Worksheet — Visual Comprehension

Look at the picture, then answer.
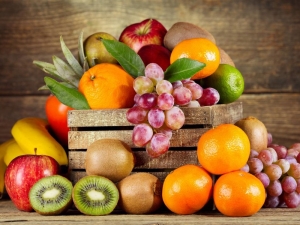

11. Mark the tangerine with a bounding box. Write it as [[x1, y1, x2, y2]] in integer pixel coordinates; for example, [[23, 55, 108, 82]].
[[162, 164, 213, 214], [214, 171, 266, 217], [170, 38, 220, 80], [197, 124, 250, 175], [78, 63, 135, 109]]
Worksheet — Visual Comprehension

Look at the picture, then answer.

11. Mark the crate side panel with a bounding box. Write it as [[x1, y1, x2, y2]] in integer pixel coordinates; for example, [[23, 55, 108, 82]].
[[179, 107, 212, 125], [68, 130, 132, 149], [68, 109, 131, 127], [68, 128, 210, 150], [69, 150, 199, 170], [68, 102, 242, 128], [211, 102, 243, 126]]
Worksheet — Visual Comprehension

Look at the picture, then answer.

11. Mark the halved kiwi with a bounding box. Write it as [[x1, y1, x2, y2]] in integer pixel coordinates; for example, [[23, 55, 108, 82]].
[[29, 175, 73, 215], [72, 175, 119, 216]]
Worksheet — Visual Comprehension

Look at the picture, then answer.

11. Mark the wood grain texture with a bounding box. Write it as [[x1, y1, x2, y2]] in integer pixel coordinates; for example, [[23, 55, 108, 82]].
[[67, 102, 242, 128], [69, 150, 199, 170], [68, 128, 210, 149], [0, 0, 299, 95], [1, 198, 300, 224]]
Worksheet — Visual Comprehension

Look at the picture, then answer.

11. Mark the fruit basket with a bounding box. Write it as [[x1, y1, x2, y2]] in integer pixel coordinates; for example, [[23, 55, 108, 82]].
[[67, 101, 243, 184]]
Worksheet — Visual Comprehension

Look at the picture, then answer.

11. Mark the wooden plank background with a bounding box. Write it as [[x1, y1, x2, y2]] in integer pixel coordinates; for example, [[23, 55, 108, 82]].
[[0, 0, 299, 148]]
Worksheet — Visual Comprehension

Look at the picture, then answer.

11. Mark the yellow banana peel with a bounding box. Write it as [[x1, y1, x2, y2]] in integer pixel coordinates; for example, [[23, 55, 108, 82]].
[[3, 139, 26, 166], [0, 139, 14, 199], [11, 117, 68, 166]]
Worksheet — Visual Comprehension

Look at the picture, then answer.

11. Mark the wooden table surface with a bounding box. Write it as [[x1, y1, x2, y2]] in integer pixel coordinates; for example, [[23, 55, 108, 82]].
[[1, 198, 300, 225]]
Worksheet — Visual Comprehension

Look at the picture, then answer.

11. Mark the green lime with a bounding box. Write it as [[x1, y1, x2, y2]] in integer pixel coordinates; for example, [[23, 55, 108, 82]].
[[201, 64, 244, 104]]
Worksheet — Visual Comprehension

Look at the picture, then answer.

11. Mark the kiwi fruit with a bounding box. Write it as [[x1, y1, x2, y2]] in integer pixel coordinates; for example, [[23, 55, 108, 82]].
[[29, 175, 73, 215], [72, 175, 119, 215], [117, 172, 163, 214], [219, 47, 235, 67], [163, 22, 216, 51], [85, 139, 135, 183], [235, 116, 268, 152]]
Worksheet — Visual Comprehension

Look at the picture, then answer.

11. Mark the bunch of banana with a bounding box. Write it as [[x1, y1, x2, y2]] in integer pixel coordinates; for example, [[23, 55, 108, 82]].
[[11, 117, 68, 166], [0, 117, 69, 198]]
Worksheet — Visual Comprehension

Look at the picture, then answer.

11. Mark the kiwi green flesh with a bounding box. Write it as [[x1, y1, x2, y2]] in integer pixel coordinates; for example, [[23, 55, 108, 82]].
[[29, 175, 73, 215], [72, 175, 119, 216]]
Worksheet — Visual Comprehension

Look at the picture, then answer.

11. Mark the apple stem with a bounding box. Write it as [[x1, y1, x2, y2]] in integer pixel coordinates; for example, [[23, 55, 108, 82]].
[[139, 19, 152, 35], [34, 148, 37, 155]]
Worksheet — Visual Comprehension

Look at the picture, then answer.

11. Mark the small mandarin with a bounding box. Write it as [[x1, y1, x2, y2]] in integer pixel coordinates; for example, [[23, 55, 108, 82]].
[[214, 171, 266, 217], [170, 38, 220, 80], [197, 123, 250, 175], [162, 164, 213, 215], [78, 63, 135, 109]]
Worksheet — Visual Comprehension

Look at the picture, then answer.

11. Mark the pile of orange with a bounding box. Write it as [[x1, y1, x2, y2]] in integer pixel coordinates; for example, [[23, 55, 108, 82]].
[[162, 124, 266, 217]]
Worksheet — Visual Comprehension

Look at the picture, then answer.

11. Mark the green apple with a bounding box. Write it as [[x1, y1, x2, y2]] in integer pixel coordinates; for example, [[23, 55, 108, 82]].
[[84, 32, 118, 67]]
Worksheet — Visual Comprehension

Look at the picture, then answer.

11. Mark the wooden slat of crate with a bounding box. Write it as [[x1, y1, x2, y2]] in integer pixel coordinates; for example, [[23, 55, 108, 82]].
[[67, 102, 243, 128], [68, 128, 210, 149], [69, 150, 199, 170]]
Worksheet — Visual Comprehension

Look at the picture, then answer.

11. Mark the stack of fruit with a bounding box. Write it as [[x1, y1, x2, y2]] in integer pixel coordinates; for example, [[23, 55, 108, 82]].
[[33, 18, 245, 157], [1, 18, 300, 217]]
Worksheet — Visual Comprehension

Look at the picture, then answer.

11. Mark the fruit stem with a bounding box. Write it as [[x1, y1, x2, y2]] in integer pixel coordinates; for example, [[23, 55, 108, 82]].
[[34, 148, 37, 155], [138, 19, 152, 35]]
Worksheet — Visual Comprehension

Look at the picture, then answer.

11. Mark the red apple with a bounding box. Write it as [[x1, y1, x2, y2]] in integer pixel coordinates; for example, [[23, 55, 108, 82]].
[[119, 18, 167, 53], [137, 44, 171, 71], [4, 151, 59, 211]]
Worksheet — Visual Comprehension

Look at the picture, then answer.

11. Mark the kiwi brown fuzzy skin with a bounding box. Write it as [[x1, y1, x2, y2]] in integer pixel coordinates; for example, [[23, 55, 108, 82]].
[[163, 22, 216, 51], [235, 116, 268, 153], [117, 172, 163, 214], [85, 139, 135, 183]]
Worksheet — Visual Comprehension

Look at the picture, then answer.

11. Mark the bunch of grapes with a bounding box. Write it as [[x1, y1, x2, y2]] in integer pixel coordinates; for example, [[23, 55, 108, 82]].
[[242, 135, 300, 208], [126, 63, 220, 158]]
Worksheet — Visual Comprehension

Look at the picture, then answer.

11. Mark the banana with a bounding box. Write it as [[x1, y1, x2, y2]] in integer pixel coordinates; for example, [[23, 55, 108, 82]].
[[11, 117, 68, 166], [0, 139, 14, 199], [3, 139, 26, 166]]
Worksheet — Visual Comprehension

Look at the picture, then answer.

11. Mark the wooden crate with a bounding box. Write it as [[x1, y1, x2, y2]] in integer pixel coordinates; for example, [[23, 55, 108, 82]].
[[67, 102, 243, 184]]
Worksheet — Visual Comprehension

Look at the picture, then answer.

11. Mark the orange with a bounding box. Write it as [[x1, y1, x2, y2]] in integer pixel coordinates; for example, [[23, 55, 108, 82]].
[[170, 38, 220, 80], [162, 164, 213, 215], [197, 124, 250, 175], [214, 171, 266, 217], [78, 63, 135, 109], [201, 64, 244, 104]]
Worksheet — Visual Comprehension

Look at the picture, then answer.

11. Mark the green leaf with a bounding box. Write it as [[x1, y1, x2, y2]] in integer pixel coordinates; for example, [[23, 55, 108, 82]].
[[33, 60, 74, 85], [44, 77, 90, 110], [102, 39, 145, 77], [38, 82, 75, 91], [164, 58, 206, 83], [33, 60, 60, 77], [33, 60, 55, 71], [60, 36, 83, 77], [53, 56, 81, 87], [83, 58, 89, 72], [78, 31, 88, 70]]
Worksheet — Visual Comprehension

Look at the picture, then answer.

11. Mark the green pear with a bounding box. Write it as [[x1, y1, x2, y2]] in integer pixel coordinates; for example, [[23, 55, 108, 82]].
[[84, 32, 118, 67]]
